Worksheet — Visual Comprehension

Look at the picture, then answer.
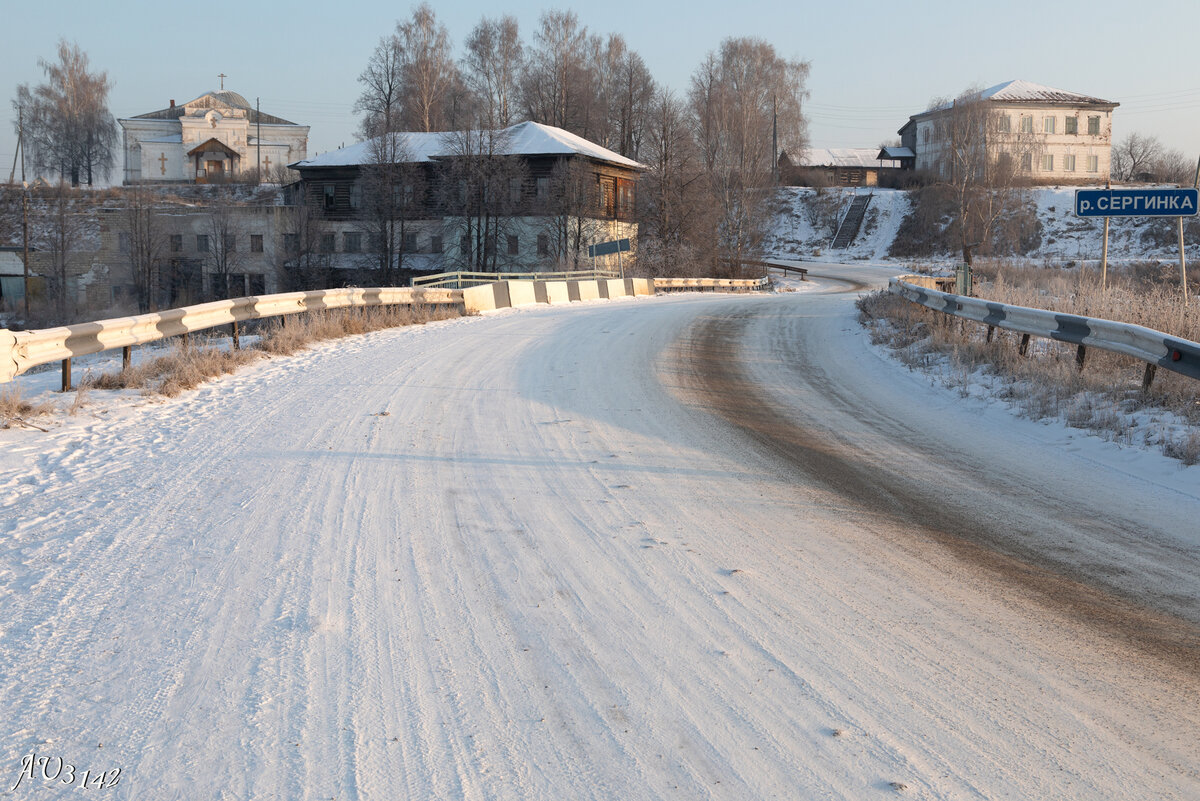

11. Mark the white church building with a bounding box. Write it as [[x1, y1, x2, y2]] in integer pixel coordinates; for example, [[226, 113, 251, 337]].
[[118, 90, 309, 184]]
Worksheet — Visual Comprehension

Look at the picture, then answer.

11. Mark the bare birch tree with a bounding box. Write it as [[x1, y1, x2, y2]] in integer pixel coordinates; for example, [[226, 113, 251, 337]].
[[521, 11, 596, 136], [689, 38, 809, 271], [204, 203, 248, 299], [13, 40, 117, 186], [637, 88, 715, 275], [462, 15, 524, 130], [439, 128, 527, 272], [1111, 132, 1165, 182], [122, 184, 165, 311], [937, 87, 1040, 267], [359, 132, 425, 284]]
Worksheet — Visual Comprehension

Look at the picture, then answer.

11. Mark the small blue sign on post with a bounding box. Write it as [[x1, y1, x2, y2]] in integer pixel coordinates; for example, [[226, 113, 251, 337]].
[[587, 238, 631, 258], [1075, 188, 1199, 217]]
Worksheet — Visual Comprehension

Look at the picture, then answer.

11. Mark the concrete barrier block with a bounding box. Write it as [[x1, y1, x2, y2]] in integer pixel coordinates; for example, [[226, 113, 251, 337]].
[[633, 278, 655, 296], [605, 279, 628, 298], [463, 282, 510, 313], [508, 280, 538, 308], [577, 280, 601, 301], [544, 281, 571, 304]]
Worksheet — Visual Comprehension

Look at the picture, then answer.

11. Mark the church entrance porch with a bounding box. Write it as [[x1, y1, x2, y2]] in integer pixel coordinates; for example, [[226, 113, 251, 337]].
[[188, 137, 240, 183]]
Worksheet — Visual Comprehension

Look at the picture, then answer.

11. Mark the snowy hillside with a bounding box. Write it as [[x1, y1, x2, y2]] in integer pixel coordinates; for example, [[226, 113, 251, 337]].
[[766, 185, 1200, 265], [765, 187, 910, 262]]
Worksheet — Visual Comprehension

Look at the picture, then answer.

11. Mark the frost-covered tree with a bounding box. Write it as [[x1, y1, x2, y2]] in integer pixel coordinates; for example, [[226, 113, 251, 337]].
[[13, 40, 117, 186]]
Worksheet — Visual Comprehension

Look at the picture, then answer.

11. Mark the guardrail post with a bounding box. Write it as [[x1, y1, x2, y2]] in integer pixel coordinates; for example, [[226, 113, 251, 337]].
[[1075, 344, 1087, 370], [986, 325, 995, 343], [231, 321, 240, 350], [122, 346, 131, 371], [1142, 362, 1157, 392], [61, 358, 71, 392], [181, 332, 190, 350], [1018, 333, 1031, 357]]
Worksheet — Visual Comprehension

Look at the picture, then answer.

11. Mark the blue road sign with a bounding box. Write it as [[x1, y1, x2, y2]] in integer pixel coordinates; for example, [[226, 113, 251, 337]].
[[1075, 188, 1199, 217], [588, 238, 631, 257]]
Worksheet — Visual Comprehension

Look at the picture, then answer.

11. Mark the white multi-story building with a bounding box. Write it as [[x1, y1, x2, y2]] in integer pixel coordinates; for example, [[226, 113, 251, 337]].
[[899, 80, 1119, 183], [118, 90, 309, 185]]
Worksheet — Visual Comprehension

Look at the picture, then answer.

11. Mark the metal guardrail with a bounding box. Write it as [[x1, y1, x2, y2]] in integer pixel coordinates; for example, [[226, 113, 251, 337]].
[[412, 268, 620, 289], [889, 276, 1200, 383], [654, 277, 772, 292], [1, 286, 462, 385]]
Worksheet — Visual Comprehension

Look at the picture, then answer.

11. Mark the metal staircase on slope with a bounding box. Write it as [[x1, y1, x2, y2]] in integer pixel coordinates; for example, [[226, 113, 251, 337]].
[[831, 193, 873, 249]]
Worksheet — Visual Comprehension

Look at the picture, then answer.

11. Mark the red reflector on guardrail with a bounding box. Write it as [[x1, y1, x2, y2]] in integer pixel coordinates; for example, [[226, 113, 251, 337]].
[[1172, 349, 1183, 362]]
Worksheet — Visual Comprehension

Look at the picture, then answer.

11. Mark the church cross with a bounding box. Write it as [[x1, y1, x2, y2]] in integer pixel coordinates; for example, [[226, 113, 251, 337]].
[[262, 155, 271, 173], [159, 152, 168, 175], [218, 73, 227, 90]]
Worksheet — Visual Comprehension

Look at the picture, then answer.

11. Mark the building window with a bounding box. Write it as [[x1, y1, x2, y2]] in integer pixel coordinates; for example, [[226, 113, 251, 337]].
[[197, 234, 209, 253], [510, 177, 522, 204], [403, 233, 417, 252], [1063, 154, 1076, 172], [1043, 116, 1056, 134], [998, 115, 1011, 133], [536, 176, 549, 201], [320, 233, 335, 253], [1065, 116, 1078, 135], [1087, 155, 1099, 173], [507, 235, 519, 256], [1088, 116, 1101, 135], [284, 234, 299, 253], [349, 184, 361, 209], [248, 274, 266, 294], [1041, 154, 1054, 171], [118, 232, 131, 254], [224, 234, 235, 253], [537, 233, 549, 257], [1020, 116, 1033, 133], [431, 235, 443, 254], [344, 232, 362, 253], [1021, 153, 1033, 172], [323, 184, 336, 210], [251, 234, 263, 253]]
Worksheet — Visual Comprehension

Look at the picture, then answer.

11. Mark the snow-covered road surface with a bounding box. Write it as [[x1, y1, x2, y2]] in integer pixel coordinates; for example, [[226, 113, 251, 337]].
[[2, 266, 1198, 800]]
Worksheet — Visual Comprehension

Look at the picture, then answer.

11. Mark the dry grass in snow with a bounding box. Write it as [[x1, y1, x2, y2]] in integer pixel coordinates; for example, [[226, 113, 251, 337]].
[[860, 261, 1200, 465], [0, 387, 58, 428], [81, 304, 461, 398]]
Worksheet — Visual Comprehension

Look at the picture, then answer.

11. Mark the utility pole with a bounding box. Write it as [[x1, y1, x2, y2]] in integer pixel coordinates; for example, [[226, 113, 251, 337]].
[[16, 106, 31, 317], [772, 94, 778, 184], [256, 97, 262, 184]]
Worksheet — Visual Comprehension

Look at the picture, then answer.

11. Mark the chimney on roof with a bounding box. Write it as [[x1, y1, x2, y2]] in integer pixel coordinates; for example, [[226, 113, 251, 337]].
[[170, 99, 175, 109]]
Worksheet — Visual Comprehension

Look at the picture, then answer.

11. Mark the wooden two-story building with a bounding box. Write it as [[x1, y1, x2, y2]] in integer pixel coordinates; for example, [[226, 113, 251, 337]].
[[289, 121, 644, 275]]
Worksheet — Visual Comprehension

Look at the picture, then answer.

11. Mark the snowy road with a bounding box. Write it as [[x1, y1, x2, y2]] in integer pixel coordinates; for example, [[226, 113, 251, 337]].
[[2, 266, 1198, 799]]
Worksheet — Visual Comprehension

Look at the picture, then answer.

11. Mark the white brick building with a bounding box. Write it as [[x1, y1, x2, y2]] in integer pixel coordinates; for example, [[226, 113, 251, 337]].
[[899, 80, 1119, 183], [119, 91, 309, 185]]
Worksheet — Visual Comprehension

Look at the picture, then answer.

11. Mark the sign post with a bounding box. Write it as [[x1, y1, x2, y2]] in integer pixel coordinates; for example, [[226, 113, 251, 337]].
[[586, 238, 631, 277], [1075, 187, 1198, 301]]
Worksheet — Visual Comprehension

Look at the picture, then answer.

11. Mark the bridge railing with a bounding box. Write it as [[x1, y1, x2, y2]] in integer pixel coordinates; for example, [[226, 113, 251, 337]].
[[889, 276, 1200, 386], [412, 268, 619, 289], [0, 286, 462, 386]]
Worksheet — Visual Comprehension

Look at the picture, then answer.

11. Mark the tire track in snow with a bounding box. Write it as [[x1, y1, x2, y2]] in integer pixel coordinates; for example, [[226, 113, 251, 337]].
[[679, 294, 1200, 675]]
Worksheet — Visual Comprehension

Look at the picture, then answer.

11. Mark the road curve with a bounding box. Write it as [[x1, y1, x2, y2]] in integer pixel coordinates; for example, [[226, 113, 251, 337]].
[[1, 271, 1197, 799]]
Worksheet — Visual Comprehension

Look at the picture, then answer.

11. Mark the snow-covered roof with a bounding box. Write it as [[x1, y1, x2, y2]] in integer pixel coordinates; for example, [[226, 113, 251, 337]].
[[128, 91, 298, 126], [979, 80, 1114, 105], [292, 121, 646, 170], [141, 134, 183, 144], [878, 146, 915, 160], [915, 80, 1117, 117], [796, 148, 885, 168]]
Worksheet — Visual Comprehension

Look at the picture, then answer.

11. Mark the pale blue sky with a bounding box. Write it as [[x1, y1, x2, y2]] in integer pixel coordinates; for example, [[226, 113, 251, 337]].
[[5, 0, 1199, 182]]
